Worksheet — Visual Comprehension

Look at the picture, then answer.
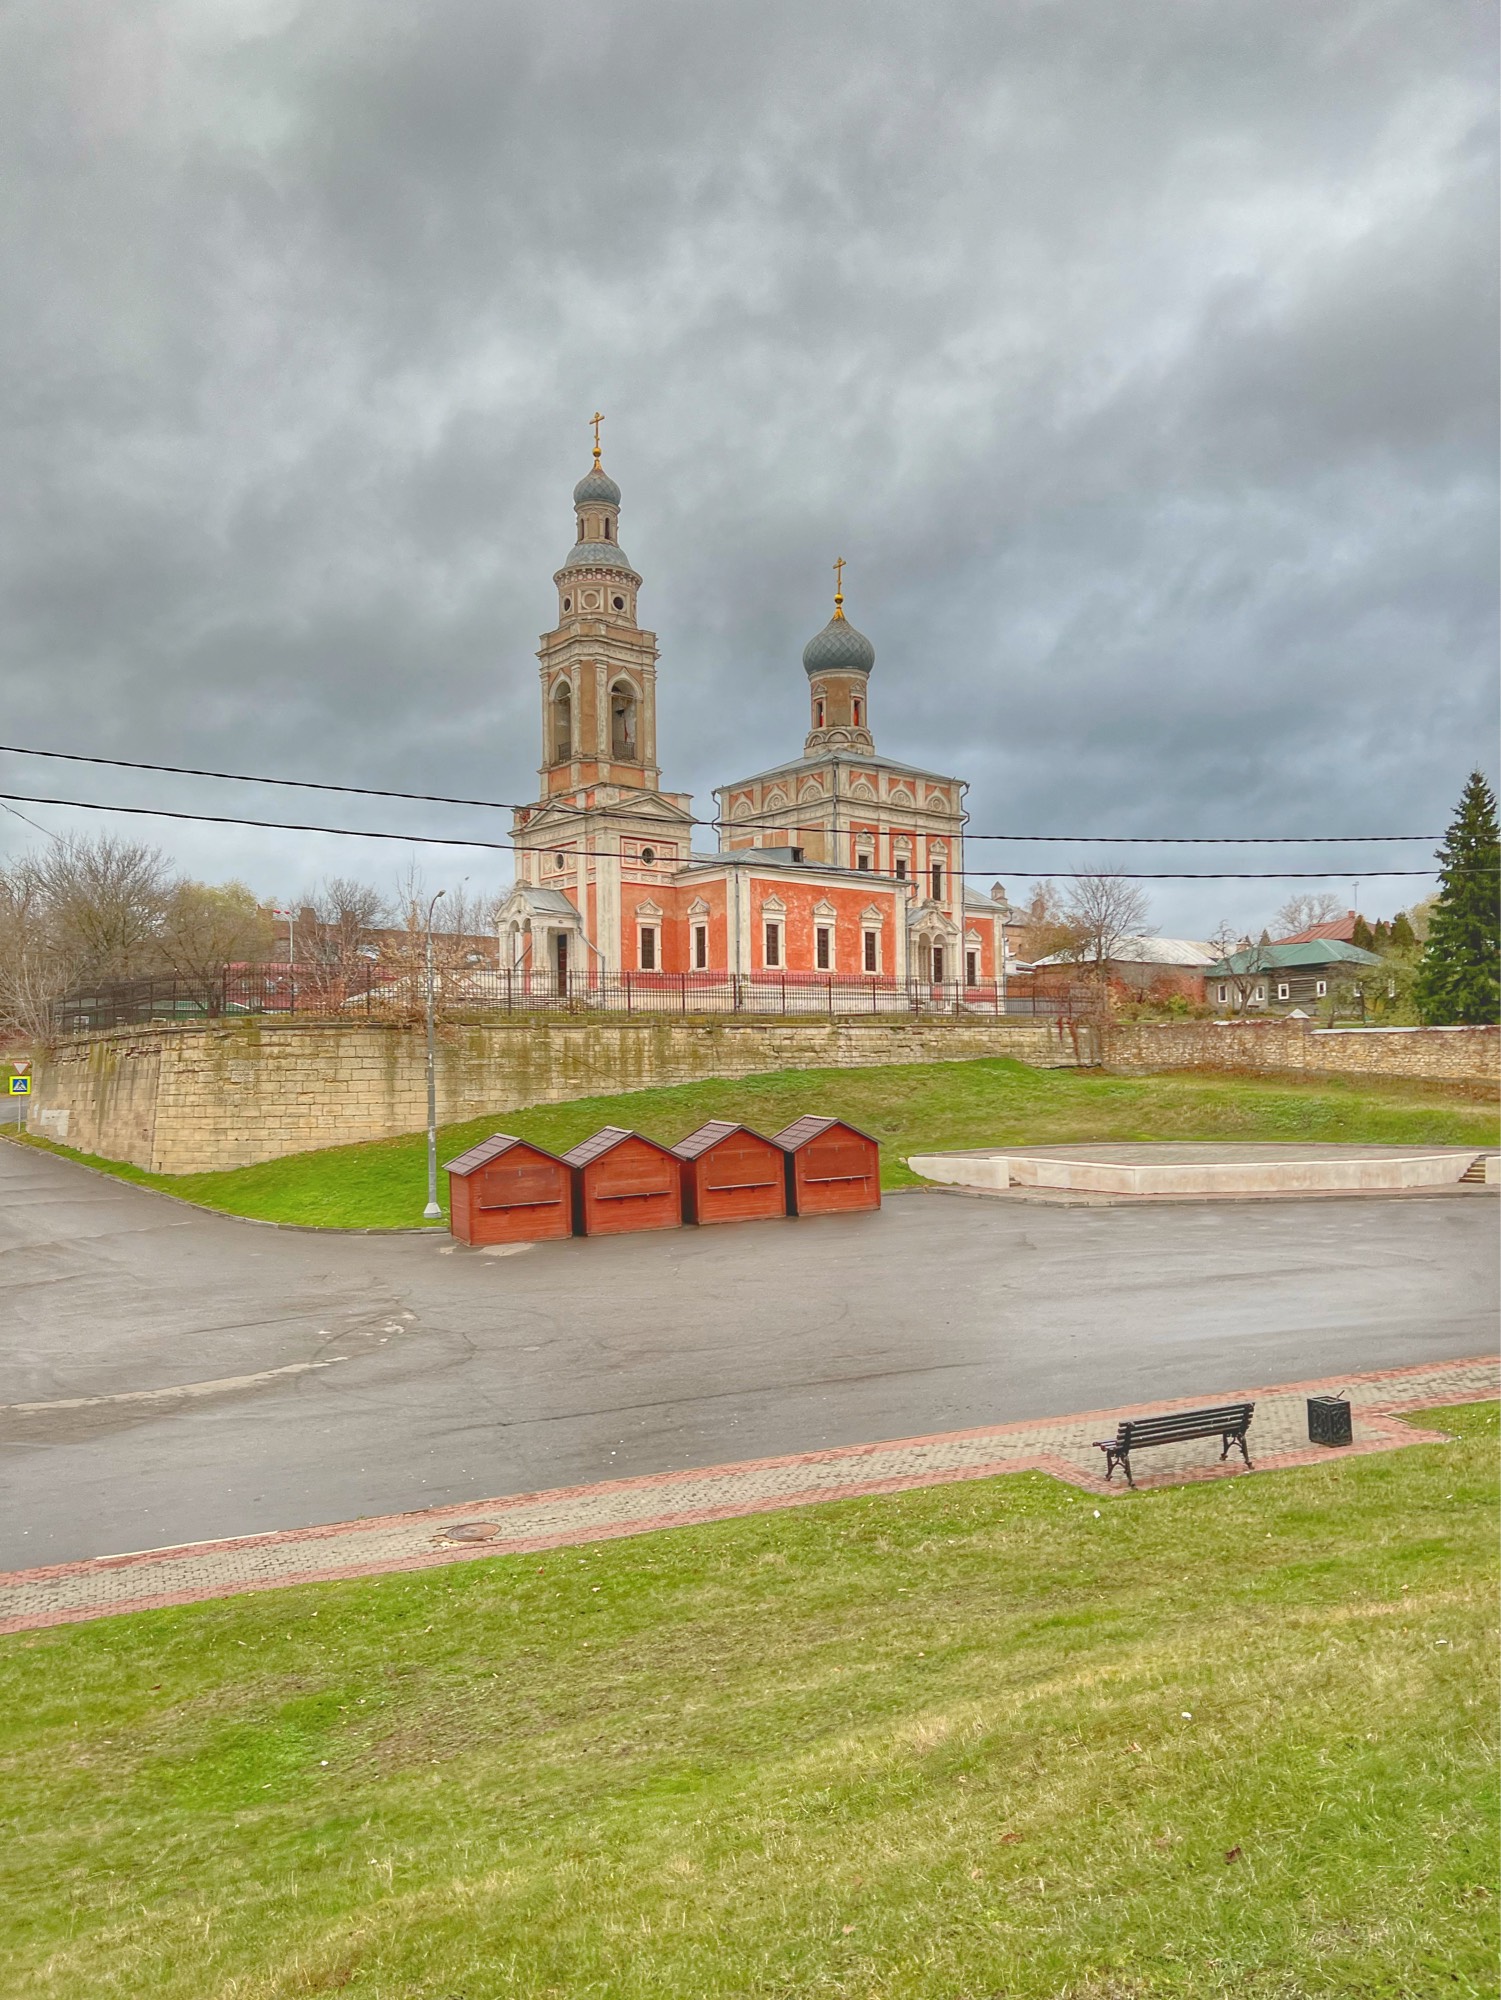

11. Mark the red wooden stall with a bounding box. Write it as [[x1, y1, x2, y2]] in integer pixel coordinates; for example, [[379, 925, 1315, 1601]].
[[672, 1120, 787, 1226], [772, 1115, 882, 1216], [563, 1126, 684, 1237], [443, 1134, 573, 1246]]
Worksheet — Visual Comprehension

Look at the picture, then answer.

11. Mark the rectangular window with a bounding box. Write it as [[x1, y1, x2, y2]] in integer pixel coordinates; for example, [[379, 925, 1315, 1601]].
[[932, 944, 945, 983], [693, 924, 708, 970], [1276, 982, 1289, 1000], [931, 864, 944, 899], [764, 923, 781, 968], [863, 930, 878, 973], [1315, 979, 1327, 997], [966, 950, 978, 986], [1254, 984, 1265, 1002], [639, 927, 657, 971], [857, 852, 871, 871], [894, 858, 908, 879], [815, 926, 831, 970], [1217, 984, 1228, 1003]]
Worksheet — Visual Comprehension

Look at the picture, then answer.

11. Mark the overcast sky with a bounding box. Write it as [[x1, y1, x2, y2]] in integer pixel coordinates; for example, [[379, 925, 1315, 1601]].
[[1, 0, 1495, 937]]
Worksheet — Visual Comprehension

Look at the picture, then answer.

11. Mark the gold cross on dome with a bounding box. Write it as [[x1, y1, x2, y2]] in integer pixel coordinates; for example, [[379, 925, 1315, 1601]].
[[589, 411, 604, 464], [833, 555, 846, 615]]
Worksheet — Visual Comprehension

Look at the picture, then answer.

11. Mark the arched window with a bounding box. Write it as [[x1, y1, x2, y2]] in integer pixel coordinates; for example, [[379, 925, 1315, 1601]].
[[610, 680, 638, 759], [577, 520, 584, 543], [603, 518, 611, 540], [552, 683, 572, 761], [852, 698, 863, 727], [814, 697, 826, 728]]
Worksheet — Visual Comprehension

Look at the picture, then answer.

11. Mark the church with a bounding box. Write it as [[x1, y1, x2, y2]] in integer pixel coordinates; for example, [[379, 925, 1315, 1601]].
[[496, 436, 1014, 991]]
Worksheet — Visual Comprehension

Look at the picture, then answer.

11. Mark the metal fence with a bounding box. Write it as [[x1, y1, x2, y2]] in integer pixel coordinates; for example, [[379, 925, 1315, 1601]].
[[58, 966, 1087, 1033]]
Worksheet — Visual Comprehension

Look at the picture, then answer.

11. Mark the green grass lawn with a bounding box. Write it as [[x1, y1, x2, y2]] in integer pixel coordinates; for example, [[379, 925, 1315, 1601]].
[[1, 1404, 1495, 1998], [10, 1057, 1499, 1228]]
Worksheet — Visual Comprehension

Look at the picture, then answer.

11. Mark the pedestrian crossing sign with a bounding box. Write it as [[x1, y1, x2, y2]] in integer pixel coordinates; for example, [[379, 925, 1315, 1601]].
[[8, 1075, 30, 1095]]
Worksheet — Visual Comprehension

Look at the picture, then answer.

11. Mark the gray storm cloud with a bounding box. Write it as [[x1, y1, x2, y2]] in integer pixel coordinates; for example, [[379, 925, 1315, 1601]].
[[0, 0, 1494, 935]]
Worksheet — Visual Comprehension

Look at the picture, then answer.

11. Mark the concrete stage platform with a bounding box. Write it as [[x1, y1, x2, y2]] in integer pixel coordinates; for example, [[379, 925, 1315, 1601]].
[[905, 1141, 1500, 1199]]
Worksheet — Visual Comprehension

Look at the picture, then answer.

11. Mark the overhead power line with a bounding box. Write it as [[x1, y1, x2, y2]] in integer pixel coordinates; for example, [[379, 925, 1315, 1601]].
[[0, 741, 1440, 843], [0, 789, 1462, 879]]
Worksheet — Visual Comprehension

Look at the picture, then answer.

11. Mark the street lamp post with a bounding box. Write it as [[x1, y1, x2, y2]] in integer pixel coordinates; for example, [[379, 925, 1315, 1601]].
[[423, 889, 445, 1222]]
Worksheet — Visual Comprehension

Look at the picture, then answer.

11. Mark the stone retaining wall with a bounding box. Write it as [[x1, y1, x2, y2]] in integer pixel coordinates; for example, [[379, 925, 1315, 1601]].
[[27, 1015, 1075, 1174], [24, 1014, 1495, 1178], [1103, 1019, 1499, 1086]]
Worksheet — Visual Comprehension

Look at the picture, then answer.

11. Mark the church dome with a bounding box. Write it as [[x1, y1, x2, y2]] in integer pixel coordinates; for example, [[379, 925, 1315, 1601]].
[[573, 465, 622, 508], [561, 538, 636, 574], [802, 611, 875, 677]]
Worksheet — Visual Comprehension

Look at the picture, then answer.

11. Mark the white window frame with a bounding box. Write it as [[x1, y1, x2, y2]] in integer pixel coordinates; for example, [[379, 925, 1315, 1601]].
[[1276, 982, 1290, 1000], [862, 927, 880, 974], [815, 924, 833, 972], [764, 920, 783, 969], [966, 949, 979, 986], [1253, 984, 1265, 1002], [1217, 984, 1228, 1003], [638, 924, 660, 971], [1315, 979, 1327, 997], [692, 923, 708, 971]]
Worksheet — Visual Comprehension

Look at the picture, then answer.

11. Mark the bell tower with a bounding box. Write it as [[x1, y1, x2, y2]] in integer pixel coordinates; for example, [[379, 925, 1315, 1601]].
[[537, 417, 661, 796]]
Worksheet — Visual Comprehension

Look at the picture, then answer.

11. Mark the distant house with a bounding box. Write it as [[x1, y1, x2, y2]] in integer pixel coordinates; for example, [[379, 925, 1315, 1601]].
[[1028, 935, 1219, 1002], [1273, 910, 1364, 946], [1204, 939, 1382, 1015]]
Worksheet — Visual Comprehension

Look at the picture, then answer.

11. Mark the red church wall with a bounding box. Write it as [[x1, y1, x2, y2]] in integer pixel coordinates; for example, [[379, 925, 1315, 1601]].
[[749, 875, 901, 977]]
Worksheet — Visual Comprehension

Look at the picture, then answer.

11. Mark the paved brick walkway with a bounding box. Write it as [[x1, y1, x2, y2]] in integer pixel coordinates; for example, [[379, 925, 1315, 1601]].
[[2, 1357, 1493, 1633]]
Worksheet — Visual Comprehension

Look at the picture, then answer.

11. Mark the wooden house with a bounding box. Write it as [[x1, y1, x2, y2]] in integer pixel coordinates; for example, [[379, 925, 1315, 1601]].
[[772, 1115, 881, 1216], [563, 1126, 683, 1237], [443, 1134, 573, 1246], [672, 1120, 787, 1226]]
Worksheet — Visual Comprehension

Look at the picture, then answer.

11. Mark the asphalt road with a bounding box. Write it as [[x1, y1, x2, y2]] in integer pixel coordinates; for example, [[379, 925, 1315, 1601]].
[[2, 1142, 1495, 1569]]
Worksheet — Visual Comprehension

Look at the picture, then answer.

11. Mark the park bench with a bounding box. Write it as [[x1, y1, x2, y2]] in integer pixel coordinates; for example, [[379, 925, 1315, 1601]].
[[1094, 1402, 1255, 1488]]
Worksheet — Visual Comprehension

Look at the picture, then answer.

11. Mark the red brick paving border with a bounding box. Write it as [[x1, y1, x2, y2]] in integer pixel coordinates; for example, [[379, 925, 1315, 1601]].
[[2, 1356, 1494, 1633]]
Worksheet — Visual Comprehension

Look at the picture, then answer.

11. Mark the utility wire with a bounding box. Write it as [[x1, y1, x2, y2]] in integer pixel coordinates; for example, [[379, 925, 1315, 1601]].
[[0, 741, 1440, 843], [0, 789, 1462, 879]]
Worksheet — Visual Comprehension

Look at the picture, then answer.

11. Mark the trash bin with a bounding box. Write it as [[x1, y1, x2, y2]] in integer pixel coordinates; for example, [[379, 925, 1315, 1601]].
[[1307, 1394, 1353, 1447]]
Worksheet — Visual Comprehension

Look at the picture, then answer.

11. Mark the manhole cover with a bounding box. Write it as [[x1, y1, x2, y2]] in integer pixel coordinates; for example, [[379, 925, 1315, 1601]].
[[438, 1521, 502, 1542]]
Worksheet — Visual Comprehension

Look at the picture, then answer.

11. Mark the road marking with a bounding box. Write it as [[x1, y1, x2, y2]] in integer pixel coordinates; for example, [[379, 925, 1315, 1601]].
[[1, 1357, 348, 1414]]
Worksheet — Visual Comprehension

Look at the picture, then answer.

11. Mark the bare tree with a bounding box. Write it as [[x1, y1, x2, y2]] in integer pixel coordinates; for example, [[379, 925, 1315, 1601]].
[[1062, 870, 1150, 995], [156, 882, 276, 983], [35, 835, 173, 986], [298, 877, 388, 997], [1206, 919, 1277, 1017], [1273, 890, 1345, 938]]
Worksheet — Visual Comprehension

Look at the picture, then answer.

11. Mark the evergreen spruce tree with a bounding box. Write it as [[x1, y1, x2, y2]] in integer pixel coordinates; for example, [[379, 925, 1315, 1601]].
[[1388, 911, 1416, 952], [1350, 914, 1375, 951], [1413, 771, 1500, 1024], [1371, 919, 1391, 947]]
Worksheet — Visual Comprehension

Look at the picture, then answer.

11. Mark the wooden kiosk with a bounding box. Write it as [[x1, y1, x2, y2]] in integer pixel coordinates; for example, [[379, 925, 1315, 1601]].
[[673, 1120, 787, 1226], [443, 1134, 573, 1245], [563, 1126, 684, 1237], [772, 1115, 882, 1216]]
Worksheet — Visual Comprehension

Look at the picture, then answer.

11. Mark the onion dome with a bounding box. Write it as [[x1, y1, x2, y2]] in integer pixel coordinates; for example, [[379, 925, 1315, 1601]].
[[573, 464, 621, 508], [802, 608, 875, 677]]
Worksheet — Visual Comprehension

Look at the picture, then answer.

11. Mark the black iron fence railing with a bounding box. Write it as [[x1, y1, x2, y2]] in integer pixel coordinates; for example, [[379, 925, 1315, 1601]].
[[57, 966, 1088, 1034]]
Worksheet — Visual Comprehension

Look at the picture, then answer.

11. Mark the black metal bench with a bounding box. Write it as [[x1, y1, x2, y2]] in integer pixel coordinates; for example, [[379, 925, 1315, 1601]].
[[1095, 1402, 1254, 1488]]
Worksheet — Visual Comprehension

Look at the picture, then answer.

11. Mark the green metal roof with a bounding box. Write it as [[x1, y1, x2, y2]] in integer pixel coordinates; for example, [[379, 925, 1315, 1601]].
[[1204, 940, 1383, 977]]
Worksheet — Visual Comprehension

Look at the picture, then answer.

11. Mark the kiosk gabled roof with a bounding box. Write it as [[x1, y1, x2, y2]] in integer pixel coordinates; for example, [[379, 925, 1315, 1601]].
[[443, 1133, 546, 1177], [562, 1125, 679, 1170], [671, 1119, 774, 1161], [771, 1114, 879, 1152]]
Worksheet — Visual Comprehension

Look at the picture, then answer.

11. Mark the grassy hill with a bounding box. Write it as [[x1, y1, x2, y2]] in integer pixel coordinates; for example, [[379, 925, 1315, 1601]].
[[11, 1055, 1497, 1229]]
